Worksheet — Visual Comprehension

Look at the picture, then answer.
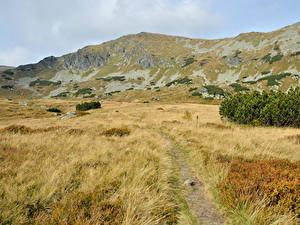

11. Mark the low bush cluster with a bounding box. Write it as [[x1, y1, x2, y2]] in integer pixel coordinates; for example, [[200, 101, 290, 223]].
[[229, 83, 250, 92], [29, 79, 61, 87], [218, 159, 300, 217], [166, 77, 193, 87], [97, 76, 126, 82], [257, 73, 291, 86], [74, 88, 92, 96], [1, 85, 13, 90], [204, 85, 225, 96], [219, 88, 300, 127], [188, 87, 198, 92], [291, 51, 300, 56], [76, 101, 101, 111], [182, 57, 197, 67], [47, 108, 62, 113], [262, 53, 283, 64], [3, 70, 14, 75], [191, 92, 202, 97]]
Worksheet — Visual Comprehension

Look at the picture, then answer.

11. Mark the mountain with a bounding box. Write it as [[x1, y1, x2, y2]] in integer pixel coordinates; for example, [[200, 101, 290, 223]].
[[1, 22, 300, 100]]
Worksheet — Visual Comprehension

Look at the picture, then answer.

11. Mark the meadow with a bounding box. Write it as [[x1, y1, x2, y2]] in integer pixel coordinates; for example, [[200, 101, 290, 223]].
[[0, 98, 299, 224]]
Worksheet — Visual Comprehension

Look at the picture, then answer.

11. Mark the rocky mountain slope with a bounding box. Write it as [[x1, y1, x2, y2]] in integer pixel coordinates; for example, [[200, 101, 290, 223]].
[[1, 22, 300, 99]]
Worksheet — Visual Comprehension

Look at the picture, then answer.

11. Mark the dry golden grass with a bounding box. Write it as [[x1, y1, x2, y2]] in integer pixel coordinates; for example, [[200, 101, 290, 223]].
[[0, 98, 299, 224]]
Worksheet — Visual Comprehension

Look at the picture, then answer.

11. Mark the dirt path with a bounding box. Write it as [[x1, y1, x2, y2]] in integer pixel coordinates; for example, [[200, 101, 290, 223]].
[[162, 136, 225, 225]]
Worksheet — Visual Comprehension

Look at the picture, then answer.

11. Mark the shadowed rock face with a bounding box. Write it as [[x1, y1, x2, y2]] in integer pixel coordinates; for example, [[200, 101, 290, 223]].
[[39, 56, 58, 68], [62, 48, 110, 71], [136, 54, 156, 69]]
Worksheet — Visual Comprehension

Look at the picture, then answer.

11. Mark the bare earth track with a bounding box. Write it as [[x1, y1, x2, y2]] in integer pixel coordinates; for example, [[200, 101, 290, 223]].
[[162, 136, 225, 225]]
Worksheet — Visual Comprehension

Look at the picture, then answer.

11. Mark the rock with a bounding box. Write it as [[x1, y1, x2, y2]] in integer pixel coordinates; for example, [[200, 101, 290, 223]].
[[62, 48, 109, 71], [200, 87, 208, 93], [19, 102, 27, 106], [61, 111, 75, 120], [184, 179, 196, 186], [38, 56, 58, 68], [226, 56, 241, 66], [136, 54, 156, 69]]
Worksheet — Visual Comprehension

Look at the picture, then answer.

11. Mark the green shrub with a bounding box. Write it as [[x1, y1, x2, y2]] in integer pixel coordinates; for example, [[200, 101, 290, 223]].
[[262, 71, 271, 75], [74, 88, 92, 96], [76, 101, 101, 111], [269, 54, 283, 64], [219, 88, 300, 127], [97, 76, 126, 82], [191, 92, 202, 96], [29, 79, 61, 87], [47, 108, 62, 113], [257, 73, 291, 86], [166, 77, 193, 87], [1, 85, 13, 89], [182, 57, 196, 67], [290, 51, 300, 56], [242, 80, 256, 85], [189, 87, 198, 92], [204, 85, 225, 96], [3, 70, 14, 75], [261, 53, 283, 64], [229, 83, 250, 92]]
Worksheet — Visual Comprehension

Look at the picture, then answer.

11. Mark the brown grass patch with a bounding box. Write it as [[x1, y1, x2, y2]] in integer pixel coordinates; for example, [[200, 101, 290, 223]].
[[101, 128, 130, 137], [286, 134, 300, 144], [1, 125, 64, 134], [203, 122, 232, 130], [66, 129, 84, 135], [75, 111, 90, 117]]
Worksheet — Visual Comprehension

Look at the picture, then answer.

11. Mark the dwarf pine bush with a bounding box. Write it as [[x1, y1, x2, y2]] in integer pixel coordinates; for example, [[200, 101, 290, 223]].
[[76, 101, 101, 111], [219, 88, 300, 127]]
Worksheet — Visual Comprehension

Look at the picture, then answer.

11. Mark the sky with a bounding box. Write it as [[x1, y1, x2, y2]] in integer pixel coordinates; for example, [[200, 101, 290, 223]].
[[0, 0, 299, 66]]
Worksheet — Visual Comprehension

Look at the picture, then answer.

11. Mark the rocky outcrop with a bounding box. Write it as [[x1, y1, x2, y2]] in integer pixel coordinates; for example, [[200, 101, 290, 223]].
[[62, 48, 110, 71], [38, 56, 58, 68], [136, 54, 156, 69]]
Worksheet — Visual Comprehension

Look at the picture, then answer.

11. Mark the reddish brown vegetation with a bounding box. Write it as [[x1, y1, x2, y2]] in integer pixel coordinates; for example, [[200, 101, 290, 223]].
[[218, 159, 300, 217]]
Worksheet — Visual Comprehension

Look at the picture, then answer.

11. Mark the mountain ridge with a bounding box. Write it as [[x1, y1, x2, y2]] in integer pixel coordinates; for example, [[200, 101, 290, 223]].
[[1, 22, 300, 99]]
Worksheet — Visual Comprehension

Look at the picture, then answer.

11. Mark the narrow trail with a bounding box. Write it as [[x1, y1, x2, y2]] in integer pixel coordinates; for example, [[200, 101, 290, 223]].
[[162, 136, 225, 225]]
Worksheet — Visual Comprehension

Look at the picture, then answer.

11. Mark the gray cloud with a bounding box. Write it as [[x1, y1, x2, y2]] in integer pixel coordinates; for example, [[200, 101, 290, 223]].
[[0, 0, 225, 66]]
